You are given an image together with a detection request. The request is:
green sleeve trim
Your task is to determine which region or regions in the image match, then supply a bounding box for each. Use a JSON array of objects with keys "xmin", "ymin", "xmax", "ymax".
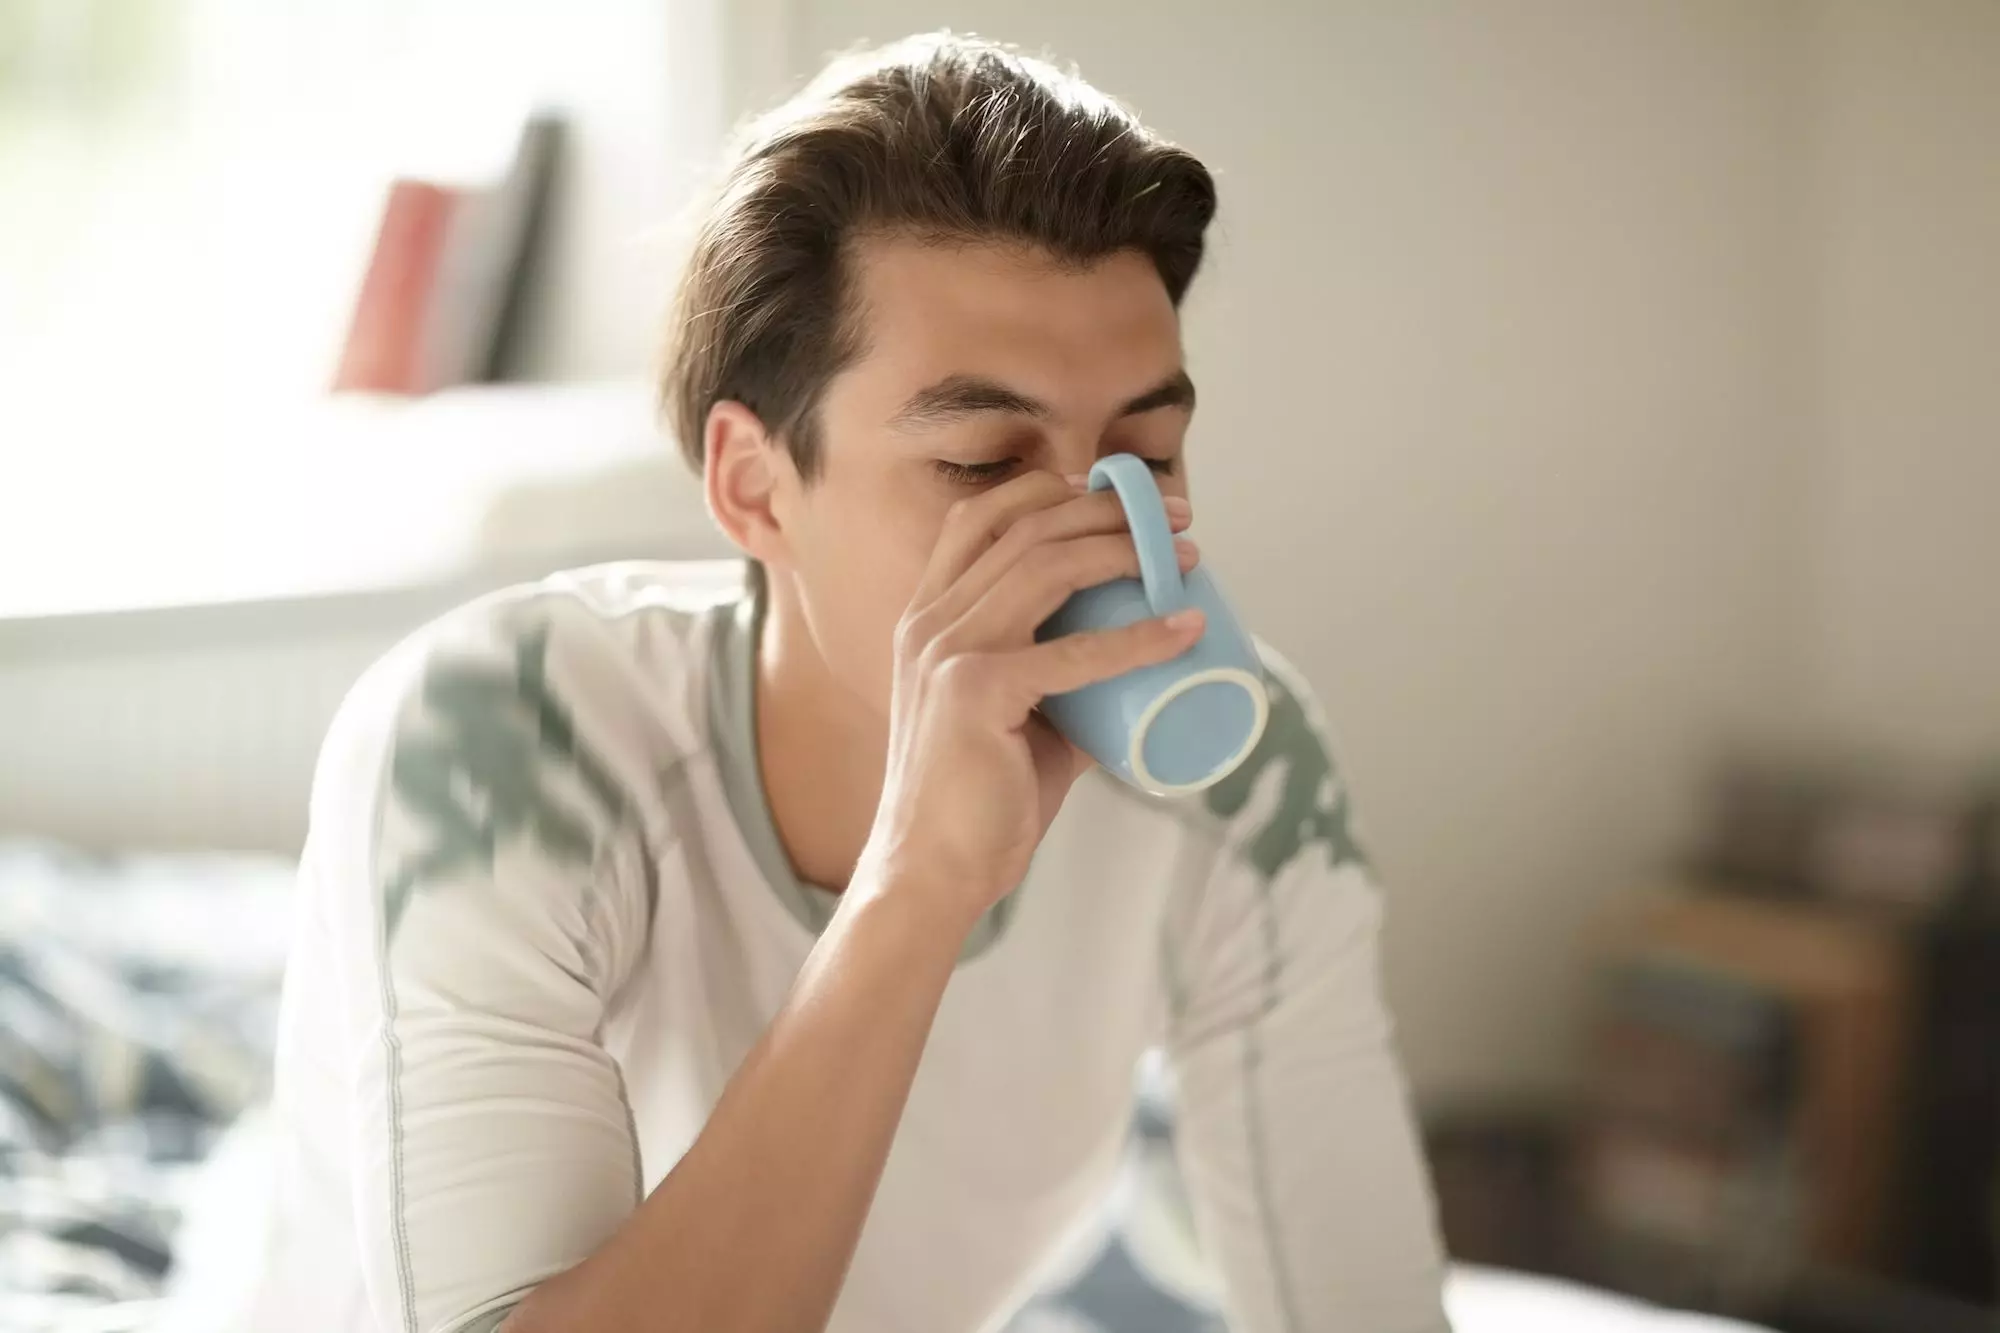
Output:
[
  {"xmin": 1203, "ymin": 650, "xmax": 1367, "ymax": 881},
  {"xmin": 381, "ymin": 621, "xmax": 632, "ymax": 939}
]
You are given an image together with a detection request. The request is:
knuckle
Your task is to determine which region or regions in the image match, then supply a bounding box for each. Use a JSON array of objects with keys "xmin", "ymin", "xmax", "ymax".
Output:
[
  {"xmin": 893, "ymin": 611, "xmax": 930, "ymax": 660},
  {"xmin": 934, "ymin": 650, "xmax": 991, "ymax": 695},
  {"xmin": 917, "ymin": 631, "xmax": 957, "ymax": 675}
]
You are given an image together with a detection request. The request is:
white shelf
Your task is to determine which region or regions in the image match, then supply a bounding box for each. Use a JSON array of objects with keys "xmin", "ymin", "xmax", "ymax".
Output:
[{"xmin": 0, "ymin": 381, "xmax": 730, "ymax": 625}]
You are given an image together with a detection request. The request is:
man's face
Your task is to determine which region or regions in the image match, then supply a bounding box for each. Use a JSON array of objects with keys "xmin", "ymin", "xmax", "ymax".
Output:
[{"xmin": 772, "ymin": 236, "xmax": 1194, "ymax": 715}]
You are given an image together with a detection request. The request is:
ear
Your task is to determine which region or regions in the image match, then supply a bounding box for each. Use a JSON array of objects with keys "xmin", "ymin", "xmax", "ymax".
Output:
[{"xmin": 702, "ymin": 400, "xmax": 795, "ymax": 566}]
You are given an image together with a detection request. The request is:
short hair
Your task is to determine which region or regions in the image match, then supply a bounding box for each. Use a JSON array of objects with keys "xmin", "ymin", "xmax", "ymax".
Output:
[{"xmin": 661, "ymin": 33, "xmax": 1218, "ymax": 478}]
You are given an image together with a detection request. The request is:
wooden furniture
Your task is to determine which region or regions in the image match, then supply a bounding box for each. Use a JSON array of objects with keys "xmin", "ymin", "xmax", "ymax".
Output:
[{"xmin": 1581, "ymin": 884, "xmax": 1914, "ymax": 1289}]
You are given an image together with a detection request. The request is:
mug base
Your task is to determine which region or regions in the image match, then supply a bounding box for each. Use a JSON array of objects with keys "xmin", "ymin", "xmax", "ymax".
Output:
[{"xmin": 1128, "ymin": 666, "xmax": 1270, "ymax": 796}]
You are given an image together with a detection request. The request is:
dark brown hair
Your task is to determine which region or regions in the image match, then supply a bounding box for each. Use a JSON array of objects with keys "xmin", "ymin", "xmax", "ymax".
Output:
[{"xmin": 661, "ymin": 33, "xmax": 1218, "ymax": 478}]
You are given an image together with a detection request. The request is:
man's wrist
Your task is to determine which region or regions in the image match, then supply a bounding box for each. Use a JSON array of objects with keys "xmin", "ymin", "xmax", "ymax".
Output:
[{"xmin": 840, "ymin": 853, "xmax": 986, "ymax": 959}]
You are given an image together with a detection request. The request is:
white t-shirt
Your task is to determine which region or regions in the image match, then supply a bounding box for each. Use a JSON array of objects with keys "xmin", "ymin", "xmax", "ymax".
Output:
[{"xmin": 242, "ymin": 561, "xmax": 1450, "ymax": 1333}]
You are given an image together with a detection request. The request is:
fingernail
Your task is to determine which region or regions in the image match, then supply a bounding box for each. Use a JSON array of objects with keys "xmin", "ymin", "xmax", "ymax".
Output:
[
  {"xmin": 1064, "ymin": 472, "xmax": 1090, "ymax": 490},
  {"xmin": 1164, "ymin": 496, "xmax": 1192, "ymax": 521},
  {"xmin": 1175, "ymin": 536, "xmax": 1199, "ymax": 564},
  {"xmin": 1165, "ymin": 608, "xmax": 1204, "ymax": 632}
]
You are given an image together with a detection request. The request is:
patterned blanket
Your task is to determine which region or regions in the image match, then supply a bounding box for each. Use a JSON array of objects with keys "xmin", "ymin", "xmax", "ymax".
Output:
[{"xmin": 0, "ymin": 841, "xmax": 294, "ymax": 1333}]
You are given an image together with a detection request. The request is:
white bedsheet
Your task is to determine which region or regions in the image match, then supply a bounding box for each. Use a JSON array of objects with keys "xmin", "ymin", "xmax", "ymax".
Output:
[
  {"xmin": 163, "ymin": 1111, "xmax": 1770, "ymax": 1333},
  {"xmin": 1445, "ymin": 1264, "xmax": 1767, "ymax": 1332}
]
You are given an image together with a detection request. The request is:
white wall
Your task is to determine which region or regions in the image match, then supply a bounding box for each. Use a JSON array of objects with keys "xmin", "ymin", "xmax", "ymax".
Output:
[
  {"xmin": 779, "ymin": 0, "xmax": 1810, "ymax": 1102},
  {"xmin": 21, "ymin": 1, "xmax": 1992, "ymax": 1111},
  {"xmin": 1800, "ymin": 0, "xmax": 2000, "ymax": 769}
]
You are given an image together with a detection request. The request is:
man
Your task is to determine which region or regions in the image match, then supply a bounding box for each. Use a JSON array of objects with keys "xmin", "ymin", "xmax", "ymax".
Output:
[{"xmin": 248, "ymin": 33, "xmax": 1451, "ymax": 1333}]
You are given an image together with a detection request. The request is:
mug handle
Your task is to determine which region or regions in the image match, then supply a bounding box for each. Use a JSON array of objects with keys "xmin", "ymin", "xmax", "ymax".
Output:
[{"xmin": 1089, "ymin": 453, "xmax": 1187, "ymax": 617}]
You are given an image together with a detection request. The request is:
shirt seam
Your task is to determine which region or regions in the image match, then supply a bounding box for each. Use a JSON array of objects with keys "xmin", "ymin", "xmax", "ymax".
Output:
[
  {"xmin": 368, "ymin": 720, "xmax": 420, "ymax": 1333},
  {"xmin": 1247, "ymin": 862, "xmax": 1305, "ymax": 1333}
]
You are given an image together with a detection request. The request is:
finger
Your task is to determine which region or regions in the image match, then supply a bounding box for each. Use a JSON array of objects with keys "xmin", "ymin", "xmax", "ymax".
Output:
[
  {"xmin": 914, "ymin": 474, "xmax": 1194, "ymax": 613},
  {"xmin": 1000, "ymin": 607, "xmax": 1206, "ymax": 702},
  {"xmin": 909, "ymin": 470, "xmax": 1076, "ymax": 608},
  {"xmin": 947, "ymin": 531, "xmax": 1200, "ymax": 650},
  {"xmin": 933, "ymin": 487, "xmax": 1196, "ymax": 626}
]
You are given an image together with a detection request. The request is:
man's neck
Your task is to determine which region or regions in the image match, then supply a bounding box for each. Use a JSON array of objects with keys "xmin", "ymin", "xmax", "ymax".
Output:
[{"xmin": 753, "ymin": 587, "xmax": 888, "ymax": 894}]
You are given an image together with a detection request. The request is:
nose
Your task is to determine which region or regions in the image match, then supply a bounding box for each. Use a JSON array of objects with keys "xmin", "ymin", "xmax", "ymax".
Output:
[
  {"xmin": 1048, "ymin": 445, "xmax": 1157, "ymax": 481},
  {"xmin": 1045, "ymin": 440, "xmax": 1105, "ymax": 481}
]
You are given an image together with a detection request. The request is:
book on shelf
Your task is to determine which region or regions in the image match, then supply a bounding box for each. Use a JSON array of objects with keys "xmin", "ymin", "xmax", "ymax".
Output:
[{"xmin": 333, "ymin": 113, "xmax": 566, "ymax": 395}]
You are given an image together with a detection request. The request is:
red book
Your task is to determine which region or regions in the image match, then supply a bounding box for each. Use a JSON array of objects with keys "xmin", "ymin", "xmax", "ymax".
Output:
[{"xmin": 332, "ymin": 179, "xmax": 461, "ymax": 394}]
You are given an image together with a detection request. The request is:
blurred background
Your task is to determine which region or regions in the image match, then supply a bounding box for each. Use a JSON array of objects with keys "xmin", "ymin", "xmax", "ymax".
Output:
[{"xmin": 2, "ymin": 2, "xmax": 1996, "ymax": 1331}]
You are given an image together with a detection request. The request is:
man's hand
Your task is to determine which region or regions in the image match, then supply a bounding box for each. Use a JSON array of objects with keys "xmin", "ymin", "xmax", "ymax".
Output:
[{"xmin": 859, "ymin": 470, "xmax": 1202, "ymax": 917}]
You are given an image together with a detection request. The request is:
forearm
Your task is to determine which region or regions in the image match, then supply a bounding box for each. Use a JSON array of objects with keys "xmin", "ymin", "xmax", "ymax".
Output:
[{"xmin": 507, "ymin": 871, "xmax": 973, "ymax": 1333}]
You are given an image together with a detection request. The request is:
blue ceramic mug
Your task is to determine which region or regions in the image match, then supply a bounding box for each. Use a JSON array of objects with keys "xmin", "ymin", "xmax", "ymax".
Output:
[{"xmin": 1036, "ymin": 454, "xmax": 1269, "ymax": 795}]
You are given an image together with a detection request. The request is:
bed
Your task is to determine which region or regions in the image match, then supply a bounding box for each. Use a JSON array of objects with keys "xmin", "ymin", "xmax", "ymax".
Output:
[
  {"xmin": 0, "ymin": 840, "xmax": 292, "ymax": 1333},
  {"xmin": 0, "ymin": 837, "xmax": 1774, "ymax": 1333}
]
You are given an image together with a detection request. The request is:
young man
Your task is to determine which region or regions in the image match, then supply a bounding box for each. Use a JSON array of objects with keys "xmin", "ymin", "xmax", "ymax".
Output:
[{"xmin": 248, "ymin": 34, "xmax": 1450, "ymax": 1333}]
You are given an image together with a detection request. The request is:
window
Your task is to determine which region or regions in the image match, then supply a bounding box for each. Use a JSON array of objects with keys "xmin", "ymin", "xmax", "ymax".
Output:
[{"xmin": 0, "ymin": 0, "xmax": 739, "ymax": 616}]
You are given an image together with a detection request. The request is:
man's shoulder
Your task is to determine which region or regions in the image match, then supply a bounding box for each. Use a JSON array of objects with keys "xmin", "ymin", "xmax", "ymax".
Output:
[
  {"xmin": 321, "ymin": 560, "xmax": 747, "ymax": 812},
  {"xmin": 310, "ymin": 562, "xmax": 750, "ymax": 937},
  {"xmin": 367, "ymin": 557, "xmax": 741, "ymax": 695},
  {"xmin": 419, "ymin": 558, "xmax": 747, "ymax": 656}
]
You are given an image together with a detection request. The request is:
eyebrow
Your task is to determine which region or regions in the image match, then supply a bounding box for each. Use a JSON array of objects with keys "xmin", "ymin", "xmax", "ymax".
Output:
[{"xmin": 888, "ymin": 369, "xmax": 1197, "ymax": 432}]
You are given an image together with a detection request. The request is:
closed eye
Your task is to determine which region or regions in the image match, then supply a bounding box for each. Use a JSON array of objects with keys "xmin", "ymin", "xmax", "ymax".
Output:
[
  {"xmin": 932, "ymin": 458, "xmax": 1019, "ymax": 485},
  {"xmin": 931, "ymin": 457, "xmax": 1178, "ymax": 486}
]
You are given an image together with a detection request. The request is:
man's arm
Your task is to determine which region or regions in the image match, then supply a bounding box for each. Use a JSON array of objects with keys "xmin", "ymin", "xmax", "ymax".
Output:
[
  {"xmin": 1164, "ymin": 658, "xmax": 1452, "ymax": 1333},
  {"xmin": 507, "ymin": 872, "xmax": 973, "ymax": 1333},
  {"xmin": 327, "ymin": 612, "xmax": 977, "ymax": 1333}
]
